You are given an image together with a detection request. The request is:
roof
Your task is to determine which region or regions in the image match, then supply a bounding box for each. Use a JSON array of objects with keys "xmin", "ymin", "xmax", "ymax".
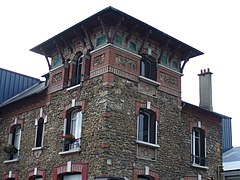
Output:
[
  {"xmin": 0, "ymin": 67, "xmax": 40, "ymax": 104},
  {"xmin": 182, "ymin": 101, "xmax": 231, "ymax": 119},
  {"xmin": 0, "ymin": 81, "xmax": 47, "ymax": 108},
  {"xmin": 30, "ymin": 6, "xmax": 203, "ymax": 59},
  {"xmin": 223, "ymin": 147, "xmax": 240, "ymax": 171},
  {"xmin": 223, "ymin": 147, "xmax": 240, "ymax": 162}
]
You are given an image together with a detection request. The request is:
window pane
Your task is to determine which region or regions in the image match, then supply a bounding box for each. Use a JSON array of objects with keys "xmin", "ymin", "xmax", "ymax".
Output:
[
  {"xmin": 149, "ymin": 114, "xmax": 156, "ymax": 144},
  {"xmin": 141, "ymin": 61, "xmax": 145, "ymax": 77},
  {"xmin": 35, "ymin": 177, "xmax": 43, "ymax": 180},
  {"xmin": 14, "ymin": 126, "xmax": 21, "ymax": 149},
  {"xmin": 36, "ymin": 118, "xmax": 44, "ymax": 147},
  {"xmin": 96, "ymin": 35, "xmax": 106, "ymax": 46},
  {"xmin": 143, "ymin": 113, "xmax": 149, "ymax": 142},
  {"xmin": 138, "ymin": 114, "xmax": 145, "ymax": 141},
  {"xmin": 114, "ymin": 35, "xmax": 122, "ymax": 45},
  {"xmin": 63, "ymin": 174, "xmax": 82, "ymax": 180}
]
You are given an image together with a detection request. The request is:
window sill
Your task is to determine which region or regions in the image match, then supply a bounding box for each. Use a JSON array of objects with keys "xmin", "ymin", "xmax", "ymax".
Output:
[
  {"xmin": 66, "ymin": 83, "xmax": 82, "ymax": 91},
  {"xmin": 191, "ymin": 163, "xmax": 209, "ymax": 170},
  {"xmin": 59, "ymin": 148, "xmax": 81, "ymax": 155},
  {"xmin": 32, "ymin": 147, "xmax": 43, "ymax": 151},
  {"xmin": 4, "ymin": 158, "xmax": 19, "ymax": 164},
  {"xmin": 139, "ymin": 76, "xmax": 161, "ymax": 86},
  {"xmin": 136, "ymin": 140, "xmax": 160, "ymax": 148}
]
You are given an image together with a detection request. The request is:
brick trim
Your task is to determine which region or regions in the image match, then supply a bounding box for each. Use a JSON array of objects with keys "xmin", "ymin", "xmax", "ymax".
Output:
[
  {"xmin": 63, "ymin": 99, "xmax": 86, "ymax": 118},
  {"xmin": 26, "ymin": 168, "xmax": 46, "ymax": 180},
  {"xmin": 133, "ymin": 168, "xmax": 159, "ymax": 180},
  {"xmin": 189, "ymin": 122, "xmax": 208, "ymax": 137},
  {"xmin": 53, "ymin": 162, "xmax": 88, "ymax": 180},
  {"xmin": 135, "ymin": 101, "xmax": 160, "ymax": 122},
  {"xmin": 3, "ymin": 171, "xmax": 19, "ymax": 180},
  {"xmin": 9, "ymin": 119, "xmax": 24, "ymax": 133}
]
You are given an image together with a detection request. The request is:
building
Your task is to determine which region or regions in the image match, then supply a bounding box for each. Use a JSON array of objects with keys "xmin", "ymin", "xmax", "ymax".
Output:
[
  {"xmin": 0, "ymin": 7, "xmax": 225, "ymax": 180},
  {"xmin": 0, "ymin": 68, "xmax": 40, "ymax": 104}
]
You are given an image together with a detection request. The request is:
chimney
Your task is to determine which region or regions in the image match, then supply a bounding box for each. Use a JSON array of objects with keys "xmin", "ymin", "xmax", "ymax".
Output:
[{"xmin": 198, "ymin": 68, "xmax": 213, "ymax": 111}]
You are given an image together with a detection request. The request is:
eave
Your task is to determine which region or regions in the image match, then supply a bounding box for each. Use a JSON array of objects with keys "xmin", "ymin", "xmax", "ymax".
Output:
[{"xmin": 30, "ymin": 6, "xmax": 203, "ymax": 60}]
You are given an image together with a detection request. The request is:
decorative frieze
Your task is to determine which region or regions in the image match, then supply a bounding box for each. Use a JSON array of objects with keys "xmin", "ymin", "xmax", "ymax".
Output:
[
  {"xmin": 160, "ymin": 72, "xmax": 178, "ymax": 86},
  {"xmin": 52, "ymin": 72, "xmax": 62, "ymax": 84},
  {"xmin": 138, "ymin": 81, "xmax": 157, "ymax": 97},
  {"xmin": 115, "ymin": 54, "xmax": 137, "ymax": 70},
  {"xmin": 93, "ymin": 54, "xmax": 105, "ymax": 66},
  {"xmin": 137, "ymin": 144, "xmax": 156, "ymax": 160}
]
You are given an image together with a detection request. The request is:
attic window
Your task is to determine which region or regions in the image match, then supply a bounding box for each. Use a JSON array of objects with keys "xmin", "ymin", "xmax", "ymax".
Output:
[
  {"xmin": 129, "ymin": 41, "xmax": 136, "ymax": 51},
  {"xmin": 96, "ymin": 35, "xmax": 106, "ymax": 46},
  {"xmin": 160, "ymin": 52, "xmax": 167, "ymax": 65},
  {"xmin": 172, "ymin": 60, "xmax": 179, "ymax": 69},
  {"xmin": 52, "ymin": 57, "xmax": 62, "ymax": 68},
  {"xmin": 114, "ymin": 35, "xmax": 123, "ymax": 45}
]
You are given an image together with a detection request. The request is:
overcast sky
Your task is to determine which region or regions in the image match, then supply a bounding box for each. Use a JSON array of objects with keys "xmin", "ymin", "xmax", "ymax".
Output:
[{"xmin": 0, "ymin": 0, "xmax": 239, "ymax": 147}]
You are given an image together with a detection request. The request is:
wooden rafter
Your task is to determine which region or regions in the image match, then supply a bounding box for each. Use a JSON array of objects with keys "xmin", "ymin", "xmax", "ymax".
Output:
[
  {"xmin": 158, "ymin": 40, "xmax": 170, "ymax": 63},
  {"xmin": 125, "ymin": 24, "xmax": 138, "ymax": 43},
  {"xmin": 53, "ymin": 40, "xmax": 65, "ymax": 64},
  {"xmin": 180, "ymin": 51, "xmax": 192, "ymax": 73},
  {"xmin": 110, "ymin": 17, "xmax": 124, "ymax": 43},
  {"xmin": 82, "ymin": 25, "xmax": 93, "ymax": 51},
  {"xmin": 40, "ymin": 47, "xmax": 51, "ymax": 70},
  {"xmin": 98, "ymin": 16, "xmax": 110, "ymax": 42},
  {"xmin": 73, "ymin": 29, "xmax": 86, "ymax": 47},
  {"xmin": 138, "ymin": 30, "xmax": 152, "ymax": 54},
  {"xmin": 61, "ymin": 36, "xmax": 73, "ymax": 53}
]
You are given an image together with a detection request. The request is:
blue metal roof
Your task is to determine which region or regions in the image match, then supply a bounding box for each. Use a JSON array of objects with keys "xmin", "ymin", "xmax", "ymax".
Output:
[
  {"xmin": 223, "ymin": 147, "xmax": 240, "ymax": 162},
  {"xmin": 0, "ymin": 68, "xmax": 40, "ymax": 104}
]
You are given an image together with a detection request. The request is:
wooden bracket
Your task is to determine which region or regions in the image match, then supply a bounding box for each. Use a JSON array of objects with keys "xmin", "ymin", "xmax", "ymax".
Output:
[
  {"xmin": 82, "ymin": 25, "xmax": 93, "ymax": 51},
  {"xmin": 180, "ymin": 51, "xmax": 192, "ymax": 73},
  {"xmin": 40, "ymin": 47, "xmax": 51, "ymax": 70},
  {"xmin": 158, "ymin": 40, "xmax": 170, "ymax": 63},
  {"xmin": 73, "ymin": 29, "xmax": 86, "ymax": 47},
  {"xmin": 98, "ymin": 16, "xmax": 110, "ymax": 42},
  {"xmin": 138, "ymin": 30, "xmax": 152, "ymax": 54},
  {"xmin": 110, "ymin": 17, "xmax": 124, "ymax": 43},
  {"xmin": 53, "ymin": 40, "xmax": 65, "ymax": 64},
  {"xmin": 61, "ymin": 36, "xmax": 73, "ymax": 53},
  {"xmin": 125, "ymin": 24, "xmax": 138, "ymax": 43}
]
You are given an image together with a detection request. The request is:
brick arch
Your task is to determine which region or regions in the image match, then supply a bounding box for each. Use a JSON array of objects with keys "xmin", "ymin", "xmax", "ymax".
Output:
[
  {"xmin": 3, "ymin": 171, "xmax": 19, "ymax": 180},
  {"xmin": 133, "ymin": 168, "xmax": 159, "ymax": 180},
  {"xmin": 27, "ymin": 168, "xmax": 46, "ymax": 180},
  {"xmin": 53, "ymin": 162, "xmax": 88, "ymax": 180},
  {"xmin": 9, "ymin": 119, "xmax": 24, "ymax": 133},
  {"xmin": 63, "ymin": 99, "xmax": 85, "ymax": 118},
  {"xmin": 136, "ymin": 101, "xmax": 160, "ymax": 122},
  {"xmin": 190, "ymin": 121, "xmax": 208, "ymax": 137}
]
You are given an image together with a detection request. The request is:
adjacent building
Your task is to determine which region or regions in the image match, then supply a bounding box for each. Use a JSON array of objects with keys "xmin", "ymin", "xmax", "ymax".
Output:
[{"xmin": 0, "ymin": 7, "xmax": 226, "ymax": 180}]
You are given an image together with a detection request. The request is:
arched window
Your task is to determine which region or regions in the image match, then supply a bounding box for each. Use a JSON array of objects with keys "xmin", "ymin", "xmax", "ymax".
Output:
[
  {"xmin": 5, "ymin": 124, "xmax": 21, "ymax": 160},
  {"xmin": 192, "ymin": 127, "xmax": 206, "ymax": 166},
  {"xmin": 138, "ymin": 109, "xmax": 156, "ymax": 144},
  {"xmin": 63, "ymin": 173, "xmax": 82, "ymax": 180},
  {"xmin": 69, "ymin": 52, "xmax": 83, "ymax": 87},
  {"xmin": 35, "ymin": 118, "xmax": 44, "ymax": 148}
]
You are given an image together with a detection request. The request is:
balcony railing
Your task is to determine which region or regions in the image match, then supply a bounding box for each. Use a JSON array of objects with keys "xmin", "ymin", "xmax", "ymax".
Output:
[{"xmin": 62, "ymin": 138, "xmax": 81, "ymax": 152}]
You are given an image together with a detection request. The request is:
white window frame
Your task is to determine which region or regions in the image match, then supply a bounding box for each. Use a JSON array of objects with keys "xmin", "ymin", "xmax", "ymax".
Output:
[{"xmin": 137, "ymin": 109, "xmax": 157, "ymax": 146}]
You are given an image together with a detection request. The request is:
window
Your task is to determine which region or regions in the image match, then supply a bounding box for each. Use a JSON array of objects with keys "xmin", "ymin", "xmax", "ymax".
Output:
[
  {"xmin": 172, "ymin": 60, "xmax": 179, "ymax": 70},
  {"xmin": 52, "ymin": 57, "xmax": 62, "ymax": 68},
  {"xmin": 160, "ymin": 52, "xmax": 167, "ymax": 65},
  {"xmin": 114, "ymin": 35, "xmax": 123, "ymax": 45},
  {"xmin": 63, "ymin": 109, "xmax": 82, "ymax": 151},
  {"xmin": 96, "ymin": 35, "xmax": 106, "ymax": 46},
  {"xmin": 137, "ymin": 176, "xmax": 151, "ymax": 180},
  {"xmin": 129, "ymin": 41, "xmax": 136, "ymax": 51},
  {"xmin": 35, "ymin": 118, "xmax": 44, "ymax": 148},
  {"xmin": 192, "ymin": 128, "xmax": 206, "ymax": 166},
  {"xmin": 69, "ymin": 55, "xmax": 82, "ymax": 86},
  {"xmin": 140, "ymin": 58, "xmax": 157, "ymax": 81},
  {"xmin": 138, "ymin": 109, "xmax": 156, "ymax": 144},
  {"xmin": 6, "ymin": 125, "xmax": 21, "ymax": 160},
  {"xmin": 63, "ymin": 174, "xmax": 82, "ymax": 180}
]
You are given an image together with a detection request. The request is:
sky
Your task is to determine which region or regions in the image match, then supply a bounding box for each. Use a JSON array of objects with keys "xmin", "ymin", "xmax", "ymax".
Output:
[{"xmin": 0, "ymin": 0, "xmax": 239, "ymax": 147}]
